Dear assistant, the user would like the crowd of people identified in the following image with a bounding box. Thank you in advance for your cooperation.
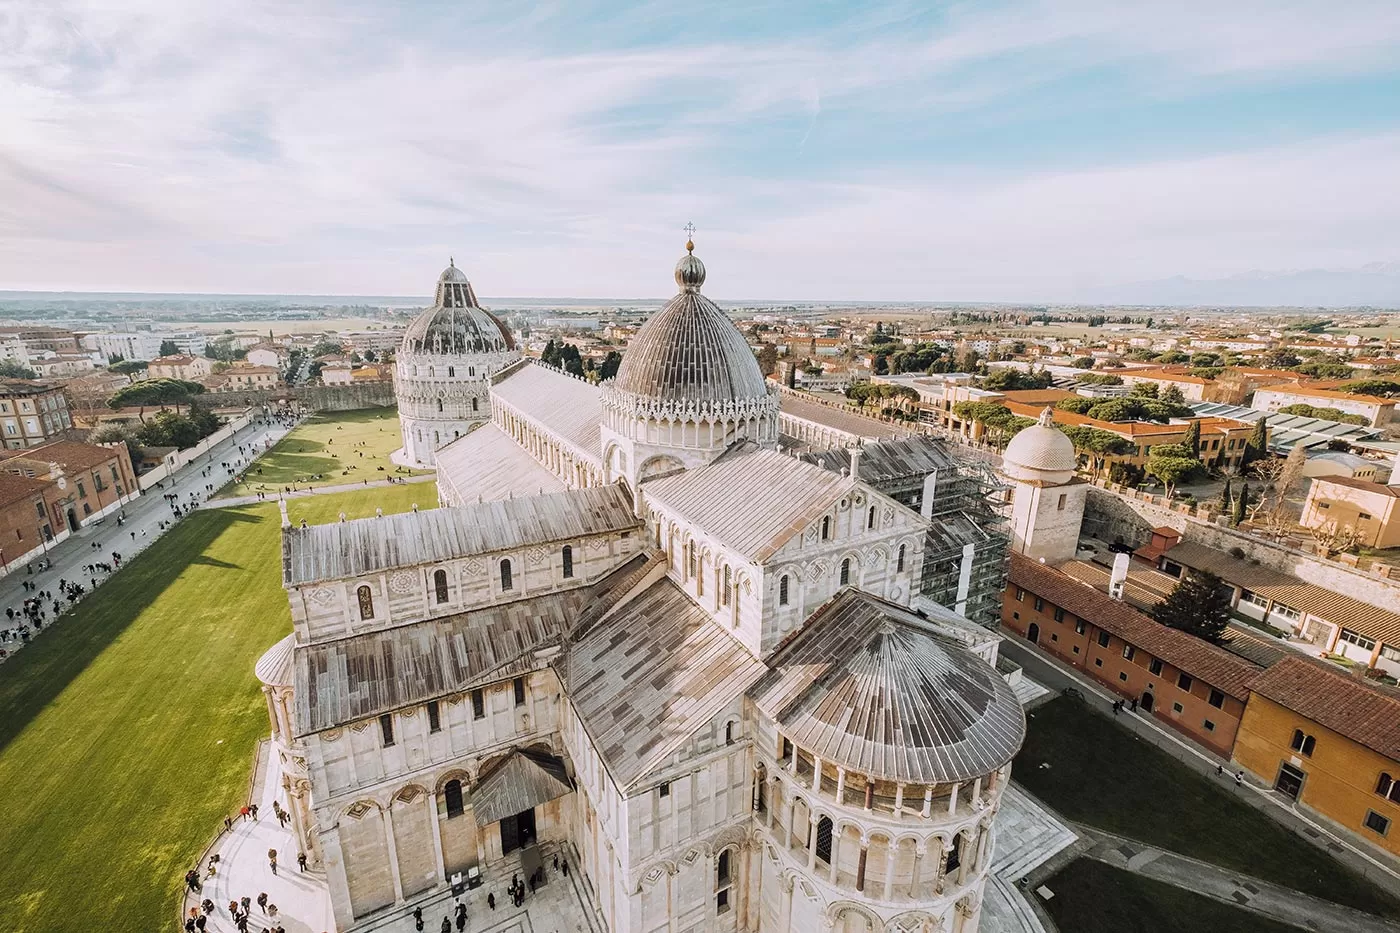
[184,801,310,933]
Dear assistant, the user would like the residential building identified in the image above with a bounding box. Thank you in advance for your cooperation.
[1301,451,1380,481]
[84,331,208,361]
[1253,385,1395,427]
[0,472,64,570]
[0,439,137,534]
[246,344,289,369]
[217,364,281,389]
[341,329,406,354]
[1107,367,1210,402]
[1233,658,1400,858]
[0,381,74,449]
[0,326,81,354]
[1300,476,1400,548]
[147,354,215,381]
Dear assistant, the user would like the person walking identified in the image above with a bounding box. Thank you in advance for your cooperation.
[455,901,467,932]
[297,851,308,871]
[1235,770,1244,787]
[257,892,268,913]
[413,906,424,931]
[268,848,278,874]
[440,917,451,933]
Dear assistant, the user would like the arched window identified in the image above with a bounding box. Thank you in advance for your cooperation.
[722,566,731,606]
[715,848,733,912]
[444,780,464,818]
[433,569,449,604]
[717,849,730,885]
[562,545,574,579]
[897,544,906,573]
[1291,729,1316,757]
[779,575,789,606]
[472,397,479,412]
[945,833,962,874]
[356,585,374,619]
[500,559,513,591]
[821,516,830,541]
[437,398,444,413]
[687,541,696,579]
[840,559,851,586]
[448,366,455,377]
[725,721,734,745]
[867,505,876,529]
[428,366,435,377]
[815,816,834,864]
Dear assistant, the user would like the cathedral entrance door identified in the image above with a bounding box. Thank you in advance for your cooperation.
[500,808,537,856]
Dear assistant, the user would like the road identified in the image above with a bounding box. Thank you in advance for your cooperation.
[0,414,297,645]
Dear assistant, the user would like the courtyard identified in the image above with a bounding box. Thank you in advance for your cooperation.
[1016,696,1400,923]
[218,407,427,497]
[0,483,434,933]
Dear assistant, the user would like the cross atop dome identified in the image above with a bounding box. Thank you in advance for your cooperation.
[683,221,696,253]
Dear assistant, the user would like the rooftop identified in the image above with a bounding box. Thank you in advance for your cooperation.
[1249,656,1400,760]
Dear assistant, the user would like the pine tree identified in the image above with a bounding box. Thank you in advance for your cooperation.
[1152,570,1232,644]
[1218,477,1232,512]
[1183,419,1201,458]
[1232,482,1249,526]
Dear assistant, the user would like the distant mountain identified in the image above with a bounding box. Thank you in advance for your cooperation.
[1092,262,1400,309]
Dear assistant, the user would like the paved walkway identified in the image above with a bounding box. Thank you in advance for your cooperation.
[1080,827,1400,932]
[0,415,295,651]
[212,473,436,509]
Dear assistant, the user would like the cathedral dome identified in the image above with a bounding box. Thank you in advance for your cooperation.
[611,242,768,407]
[401,260,515,357]
[1002,408,1077,484]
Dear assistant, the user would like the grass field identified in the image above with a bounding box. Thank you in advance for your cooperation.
[0,483,433,933]
[220,407,426,497]
[1042,859,1307,933]
[1015,696,1400,918]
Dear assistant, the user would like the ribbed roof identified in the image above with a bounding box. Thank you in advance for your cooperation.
[611,247,767,406]
[282,484,638,586]
[401,260,515,356]
[255,633,295,687]
[749,589,1026,783]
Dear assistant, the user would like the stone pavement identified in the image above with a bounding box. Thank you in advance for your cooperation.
[0,415,294,650]
[212,473,436,509]
[185,741,334,933]
[1080,827,1400,932]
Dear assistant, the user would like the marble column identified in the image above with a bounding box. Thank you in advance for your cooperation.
[947,782,960,817]
[855,837,869,893]
[910,843,926,898]
[883,841,896,901]
[828,829,841,885]
[382,806,405,904]
[426,791,445,884]
[807,816,819,871]
[784,790,797,849]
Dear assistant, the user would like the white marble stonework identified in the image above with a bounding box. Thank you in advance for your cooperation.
[259,246,1040,933]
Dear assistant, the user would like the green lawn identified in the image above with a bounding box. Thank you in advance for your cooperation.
[219,407,427,497]
[0,483,433,933]
[1043,859,1307,933]
[1015,697,1400,918]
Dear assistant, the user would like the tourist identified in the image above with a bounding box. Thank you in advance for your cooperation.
[441,918,451,933]
[257,892,268,912]
[455,901,467,931]
[1235,770,1244,787]
[251,802,259,820]
[414,906,424,931]
[268,847,278,874]
[241,896,251,914]
[487,892,495,910]
[298,851,308,871]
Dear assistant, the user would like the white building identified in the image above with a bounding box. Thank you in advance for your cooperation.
[999,408,1087,565]
[84,331,208,361]
[393,261,521,466]
[261,243,1025,933]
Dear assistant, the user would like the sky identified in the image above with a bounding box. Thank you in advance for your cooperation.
[3,0,1400,303]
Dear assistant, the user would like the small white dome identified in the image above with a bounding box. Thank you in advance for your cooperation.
[1002,408,1077,483]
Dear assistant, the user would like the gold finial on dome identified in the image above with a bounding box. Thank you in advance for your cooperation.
[684,221,696,253]
[1038,406,1055,427]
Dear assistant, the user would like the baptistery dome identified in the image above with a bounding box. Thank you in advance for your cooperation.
[394,259,520,468]
[611,241,770,408]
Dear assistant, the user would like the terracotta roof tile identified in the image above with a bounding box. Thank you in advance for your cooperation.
[1009,554,1261,698]
[1249,656,1400,760]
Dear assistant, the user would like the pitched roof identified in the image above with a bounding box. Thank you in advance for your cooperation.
[799,434,959,484]
[490,362,602,466]
[557,577,767,791]
[643,444,857,562]
[1308,475,1400,497]
[1009,555,1261,698]
[1163,540,1400,646]
[777,392,908,441]
[0,472,50,508]
[749,589,1026,783]
[282,484,638,586]
[434,423,565,504]
[1249,657,1400,761]
[9,441,122,472]
[472,748,574,826]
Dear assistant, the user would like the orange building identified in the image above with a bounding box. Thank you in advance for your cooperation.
[1002,554,1259,756]
[1233,657,1400,858]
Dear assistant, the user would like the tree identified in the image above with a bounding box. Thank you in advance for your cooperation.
[1182,419,1201,458]
[1240,416,1269,470]
[89,422,142,460]
[1159,384,1186,406]
[107,378,204,421]
[1152,570,1232,644]
[1060,425,1133,476]
[0,361,37,379]
[1070,356,1095,369]
[1145,445,1197,498]
[952,401,1035,447]
[311,340,345,358]
[362,349,377,363]
[1341,379,1400,398]
[1055,397,1095,415]
[158,339,180,357]
[1310,520,1363,557]
[981,368,1052,391]
[598,350,622,380]
[1130,382,1159,399]
[109,359,149,377]
[1218,477,1232,512]
[756,343,779,377]
[1076,373,1124,386]
[1232,482,1249,526]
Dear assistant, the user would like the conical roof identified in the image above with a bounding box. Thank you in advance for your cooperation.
[401,259,515,356]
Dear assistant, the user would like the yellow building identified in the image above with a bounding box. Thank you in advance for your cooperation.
[1233,657,1400,858]
[1300,475,1400,549]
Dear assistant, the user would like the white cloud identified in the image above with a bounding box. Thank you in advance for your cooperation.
[1,0,1399,298]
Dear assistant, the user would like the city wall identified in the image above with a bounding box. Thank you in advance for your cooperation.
[200,382,396,412]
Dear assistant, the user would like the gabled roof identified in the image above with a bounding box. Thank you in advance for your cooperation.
[490,362,602,466]
[749,589,1025,783]
[7,441,122,472]
[0,472,50,508]
[282,484,637,586]
[434,423,565,504]
[777,392,908,442]
[556,577,766,791]
[799,434,959,484]
[1010,555,1261,698]
[644,444,891,562]
[472,748,574,826]
[1249,657,1400,761]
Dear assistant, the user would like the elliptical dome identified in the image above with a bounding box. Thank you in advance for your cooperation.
[611,242,768,407]
[1002,408,1077,484]
[401,259,515,357]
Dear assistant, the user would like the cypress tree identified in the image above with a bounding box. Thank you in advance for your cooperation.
[1232,482,1250,526]
[1183,419,1201,459]
[1241,416,1269,469]
[1218,477,1232,512]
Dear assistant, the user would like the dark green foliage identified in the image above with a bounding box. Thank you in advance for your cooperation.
[1152,570,1232,643]
[1232,482,1249,526]
[0,361,37,379]
[1182,419,1201,457]
[981,368,1052,391]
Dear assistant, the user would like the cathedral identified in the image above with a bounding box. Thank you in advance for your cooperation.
[257,240,1026,933]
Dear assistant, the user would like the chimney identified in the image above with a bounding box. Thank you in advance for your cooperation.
[1109,552,1130,601]
[849,445,863,482]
